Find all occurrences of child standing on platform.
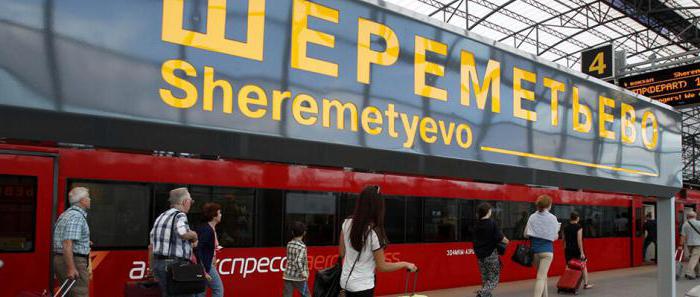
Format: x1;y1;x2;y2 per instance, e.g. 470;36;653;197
283;221;310;297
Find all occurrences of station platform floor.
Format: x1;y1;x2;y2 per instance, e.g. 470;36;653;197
381;265;700;297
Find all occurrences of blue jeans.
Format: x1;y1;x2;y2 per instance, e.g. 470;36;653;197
195;263;224;297
153;258;195;297
283;280;309;297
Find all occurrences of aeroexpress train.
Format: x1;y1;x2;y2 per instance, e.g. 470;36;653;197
0;143;692;295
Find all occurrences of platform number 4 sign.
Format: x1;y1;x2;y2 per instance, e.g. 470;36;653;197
581;44;614;79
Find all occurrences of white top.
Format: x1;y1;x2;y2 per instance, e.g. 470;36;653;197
682;219;700;246
340;219;382;292
525;210;560;241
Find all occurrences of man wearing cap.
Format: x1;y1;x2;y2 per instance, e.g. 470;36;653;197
53;187;92;296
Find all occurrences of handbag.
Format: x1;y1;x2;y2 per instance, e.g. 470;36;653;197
511;243;533;267
165;211;207;295
496;242;507;256
166;261;207;294
312;261;342;297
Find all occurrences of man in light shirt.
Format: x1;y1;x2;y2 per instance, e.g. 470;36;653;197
681;210;700;279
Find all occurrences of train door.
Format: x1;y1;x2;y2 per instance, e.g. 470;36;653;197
0;152;55;295
632;198;645;266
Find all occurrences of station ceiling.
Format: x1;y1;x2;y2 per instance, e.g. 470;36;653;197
386;0;700;71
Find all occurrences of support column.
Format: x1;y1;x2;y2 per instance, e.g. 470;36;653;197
657;196;676;297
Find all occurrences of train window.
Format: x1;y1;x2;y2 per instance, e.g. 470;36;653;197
152;183;186;216
0;175;37;252
489;201;533;240
423;198;459;242
154;184;257;247
405;197;421;243
255;189;284;247
458;200;474;242
69;181;151;249
187;185;213;225
613;208;631;237
385;196;406;243
338;193;357;220
211;187;255;247
286;192;337;246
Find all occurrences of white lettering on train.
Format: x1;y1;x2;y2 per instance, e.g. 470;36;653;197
129;261;147;279
216;256;288;278
129;253;403;280
269;256;283;272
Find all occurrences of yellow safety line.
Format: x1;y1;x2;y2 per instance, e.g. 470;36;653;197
480;146;658;177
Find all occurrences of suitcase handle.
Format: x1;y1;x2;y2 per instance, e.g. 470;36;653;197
676;247;684;262
55;279;77;297
404;270;419;296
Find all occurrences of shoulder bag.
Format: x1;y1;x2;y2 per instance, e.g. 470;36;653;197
511;243;533;267
165;211;207;295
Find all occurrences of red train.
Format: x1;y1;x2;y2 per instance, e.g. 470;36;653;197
0;143;694;296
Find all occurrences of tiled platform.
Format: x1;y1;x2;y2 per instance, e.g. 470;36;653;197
381;265;700;297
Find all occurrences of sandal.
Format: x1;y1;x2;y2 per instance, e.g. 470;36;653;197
584;284;594;289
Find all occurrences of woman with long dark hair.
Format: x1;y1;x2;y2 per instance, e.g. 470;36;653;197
338;185;417;297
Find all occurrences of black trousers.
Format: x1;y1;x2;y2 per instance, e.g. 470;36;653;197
346;288;374;297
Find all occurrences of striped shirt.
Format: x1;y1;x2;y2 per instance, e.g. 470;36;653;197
53;205;91;255
149;208;192;259
283;238;308;281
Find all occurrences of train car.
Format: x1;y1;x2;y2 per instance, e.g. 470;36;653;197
1;142;682;296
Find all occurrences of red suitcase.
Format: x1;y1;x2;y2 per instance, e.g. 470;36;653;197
124;280;161;297
557;267;583;295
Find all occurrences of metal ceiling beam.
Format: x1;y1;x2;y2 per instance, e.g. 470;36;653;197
468;0;595;53
429;0;460;17
414;0;571;57
551;23;687;63
604;0;699;51
499;0;674;61
538;16;628;55
468;0;516;30
499;1;603;42
547;0;660;55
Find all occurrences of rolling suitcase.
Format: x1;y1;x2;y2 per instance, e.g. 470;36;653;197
557;260;585;295
125;279;161;297
398;271;427;297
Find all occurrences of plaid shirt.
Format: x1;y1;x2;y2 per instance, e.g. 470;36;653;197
150;208;192;259
283;238;308;281
53;205;90;255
